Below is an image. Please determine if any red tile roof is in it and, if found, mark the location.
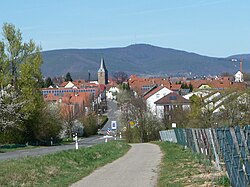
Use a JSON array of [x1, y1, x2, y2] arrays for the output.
[[155, 92, 191, 105], [128, 75, 177, 95]]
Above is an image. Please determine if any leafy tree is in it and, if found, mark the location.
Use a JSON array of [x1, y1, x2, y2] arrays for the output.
[[187, 95, 203, 128], [181, 82, 188, 89], [45, 77, 54, 87], [0, 41, 10, 86], [65, 72, 73, 82], [81, 113, 98, 137], [33, 104, 62, 143], [0, 23, 62, 144], [2, 23, 24, 90], [188, 83, 193, 92]]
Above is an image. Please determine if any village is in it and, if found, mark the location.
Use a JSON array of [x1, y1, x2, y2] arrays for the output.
[[41, 56, 248, 137]]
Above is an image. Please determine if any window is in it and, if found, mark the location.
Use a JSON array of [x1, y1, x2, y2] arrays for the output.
[[170, 95, 177, 100]]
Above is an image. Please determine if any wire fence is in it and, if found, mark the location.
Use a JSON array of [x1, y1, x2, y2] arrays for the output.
[[159, 126, 250, 187]]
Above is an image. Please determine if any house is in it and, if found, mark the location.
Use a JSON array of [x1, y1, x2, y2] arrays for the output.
[[234, 71, 243, 82], [143, 86, 172, 115], [106, 86, 120, 100], [154, 92, 191, 119]]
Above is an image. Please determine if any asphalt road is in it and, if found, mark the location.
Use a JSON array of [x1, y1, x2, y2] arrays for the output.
[[71, 143, 162, 187], [0, 135, 106, 161], [101, 100, 121, 133]]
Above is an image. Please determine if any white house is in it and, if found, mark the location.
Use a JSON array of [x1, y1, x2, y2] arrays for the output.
[[234, 71, 243, 82], [144, 86, 172, 115], [106, 86, 120, 100]]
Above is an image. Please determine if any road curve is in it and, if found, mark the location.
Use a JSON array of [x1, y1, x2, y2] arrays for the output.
[[71, 143, 162, 187]]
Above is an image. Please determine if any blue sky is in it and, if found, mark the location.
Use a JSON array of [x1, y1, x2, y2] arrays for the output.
[[0, 0, 249, 57]]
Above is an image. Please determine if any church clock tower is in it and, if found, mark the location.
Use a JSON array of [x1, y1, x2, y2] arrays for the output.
[[98, 58, 108, 85]]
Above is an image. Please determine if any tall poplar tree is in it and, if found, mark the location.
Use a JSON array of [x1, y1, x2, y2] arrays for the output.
[[0, 23, 45, 142]]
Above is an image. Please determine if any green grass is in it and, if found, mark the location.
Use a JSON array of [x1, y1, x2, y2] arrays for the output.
[[0, 141, 130, 187], [154, 141, 228, 187]]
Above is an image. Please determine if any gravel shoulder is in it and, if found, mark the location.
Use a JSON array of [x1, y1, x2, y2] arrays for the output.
[[71, 143, 162, 187]]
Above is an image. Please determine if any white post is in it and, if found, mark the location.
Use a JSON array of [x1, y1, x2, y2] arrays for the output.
[[75, 133, 78, 150], [119, 132, 122, 139], [114, 134, 117, 140], [105, 137, 108, 143]]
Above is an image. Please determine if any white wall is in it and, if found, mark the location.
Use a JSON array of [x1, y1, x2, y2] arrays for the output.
[[146, 87, 172, 115]]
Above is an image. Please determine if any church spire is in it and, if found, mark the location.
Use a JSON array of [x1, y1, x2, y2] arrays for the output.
[[98, 58, 107, 73], [98, 57, 108, 85]]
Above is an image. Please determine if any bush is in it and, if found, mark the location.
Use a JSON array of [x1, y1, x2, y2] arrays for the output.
[[82, 113, 98, 137], [99, 115, 108, 129]]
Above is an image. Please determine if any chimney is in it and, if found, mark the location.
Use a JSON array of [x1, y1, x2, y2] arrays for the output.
[[240, 60, 243, 73], [88, 70, 91, 82]]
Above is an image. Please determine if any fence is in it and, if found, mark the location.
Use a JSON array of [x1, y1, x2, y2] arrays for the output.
[[159, 126, 250, 187]]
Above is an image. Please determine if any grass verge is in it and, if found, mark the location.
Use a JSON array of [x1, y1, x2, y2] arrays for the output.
[[0, 141, 130, 187], [154, 141, 229, 187]]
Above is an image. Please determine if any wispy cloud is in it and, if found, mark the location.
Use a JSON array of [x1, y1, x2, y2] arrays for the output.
[[122, 0, 229, 16]]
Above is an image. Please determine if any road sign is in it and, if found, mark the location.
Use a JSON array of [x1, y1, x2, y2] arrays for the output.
[[111, 121, 117, 130], [129, 121, 135, 128]]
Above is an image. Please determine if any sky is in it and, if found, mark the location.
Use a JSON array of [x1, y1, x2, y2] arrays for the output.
[[0, 0, 249, 57]]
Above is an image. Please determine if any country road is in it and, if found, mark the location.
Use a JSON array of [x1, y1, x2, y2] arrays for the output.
[[0, 101, 119, 161], [71, 143, 162, 187], [0, 135, 107, 160]]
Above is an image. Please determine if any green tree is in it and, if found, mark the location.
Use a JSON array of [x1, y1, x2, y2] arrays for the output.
[[187, 95, 203, 128], [0, 41, 10, 86], [45, 77, 54, 87], [0, 23, 62, 144], [34, 104, 62, 142], [2, 23, 23, 90], [81, 113, 98, 137], [65, 72, 73, 82], [188, 83, 193, 92]]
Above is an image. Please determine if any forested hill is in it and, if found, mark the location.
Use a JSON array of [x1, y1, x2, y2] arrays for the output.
[[41, 44, 250, 79]]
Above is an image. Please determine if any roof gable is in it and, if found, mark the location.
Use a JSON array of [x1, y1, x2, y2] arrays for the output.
[[144, 86, 172, 100], [155, 92, 191, 105]]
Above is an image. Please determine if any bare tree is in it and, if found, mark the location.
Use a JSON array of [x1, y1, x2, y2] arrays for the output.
[[119, 92, 163, 143], [113, 71, 128, 84], [61, 102, 84, 139]]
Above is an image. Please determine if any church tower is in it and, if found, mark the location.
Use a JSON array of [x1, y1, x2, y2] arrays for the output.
[[98, 58, 108, 85]]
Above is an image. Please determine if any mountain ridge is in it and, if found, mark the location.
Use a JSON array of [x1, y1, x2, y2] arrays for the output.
[[41, 44, 250, 79]]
